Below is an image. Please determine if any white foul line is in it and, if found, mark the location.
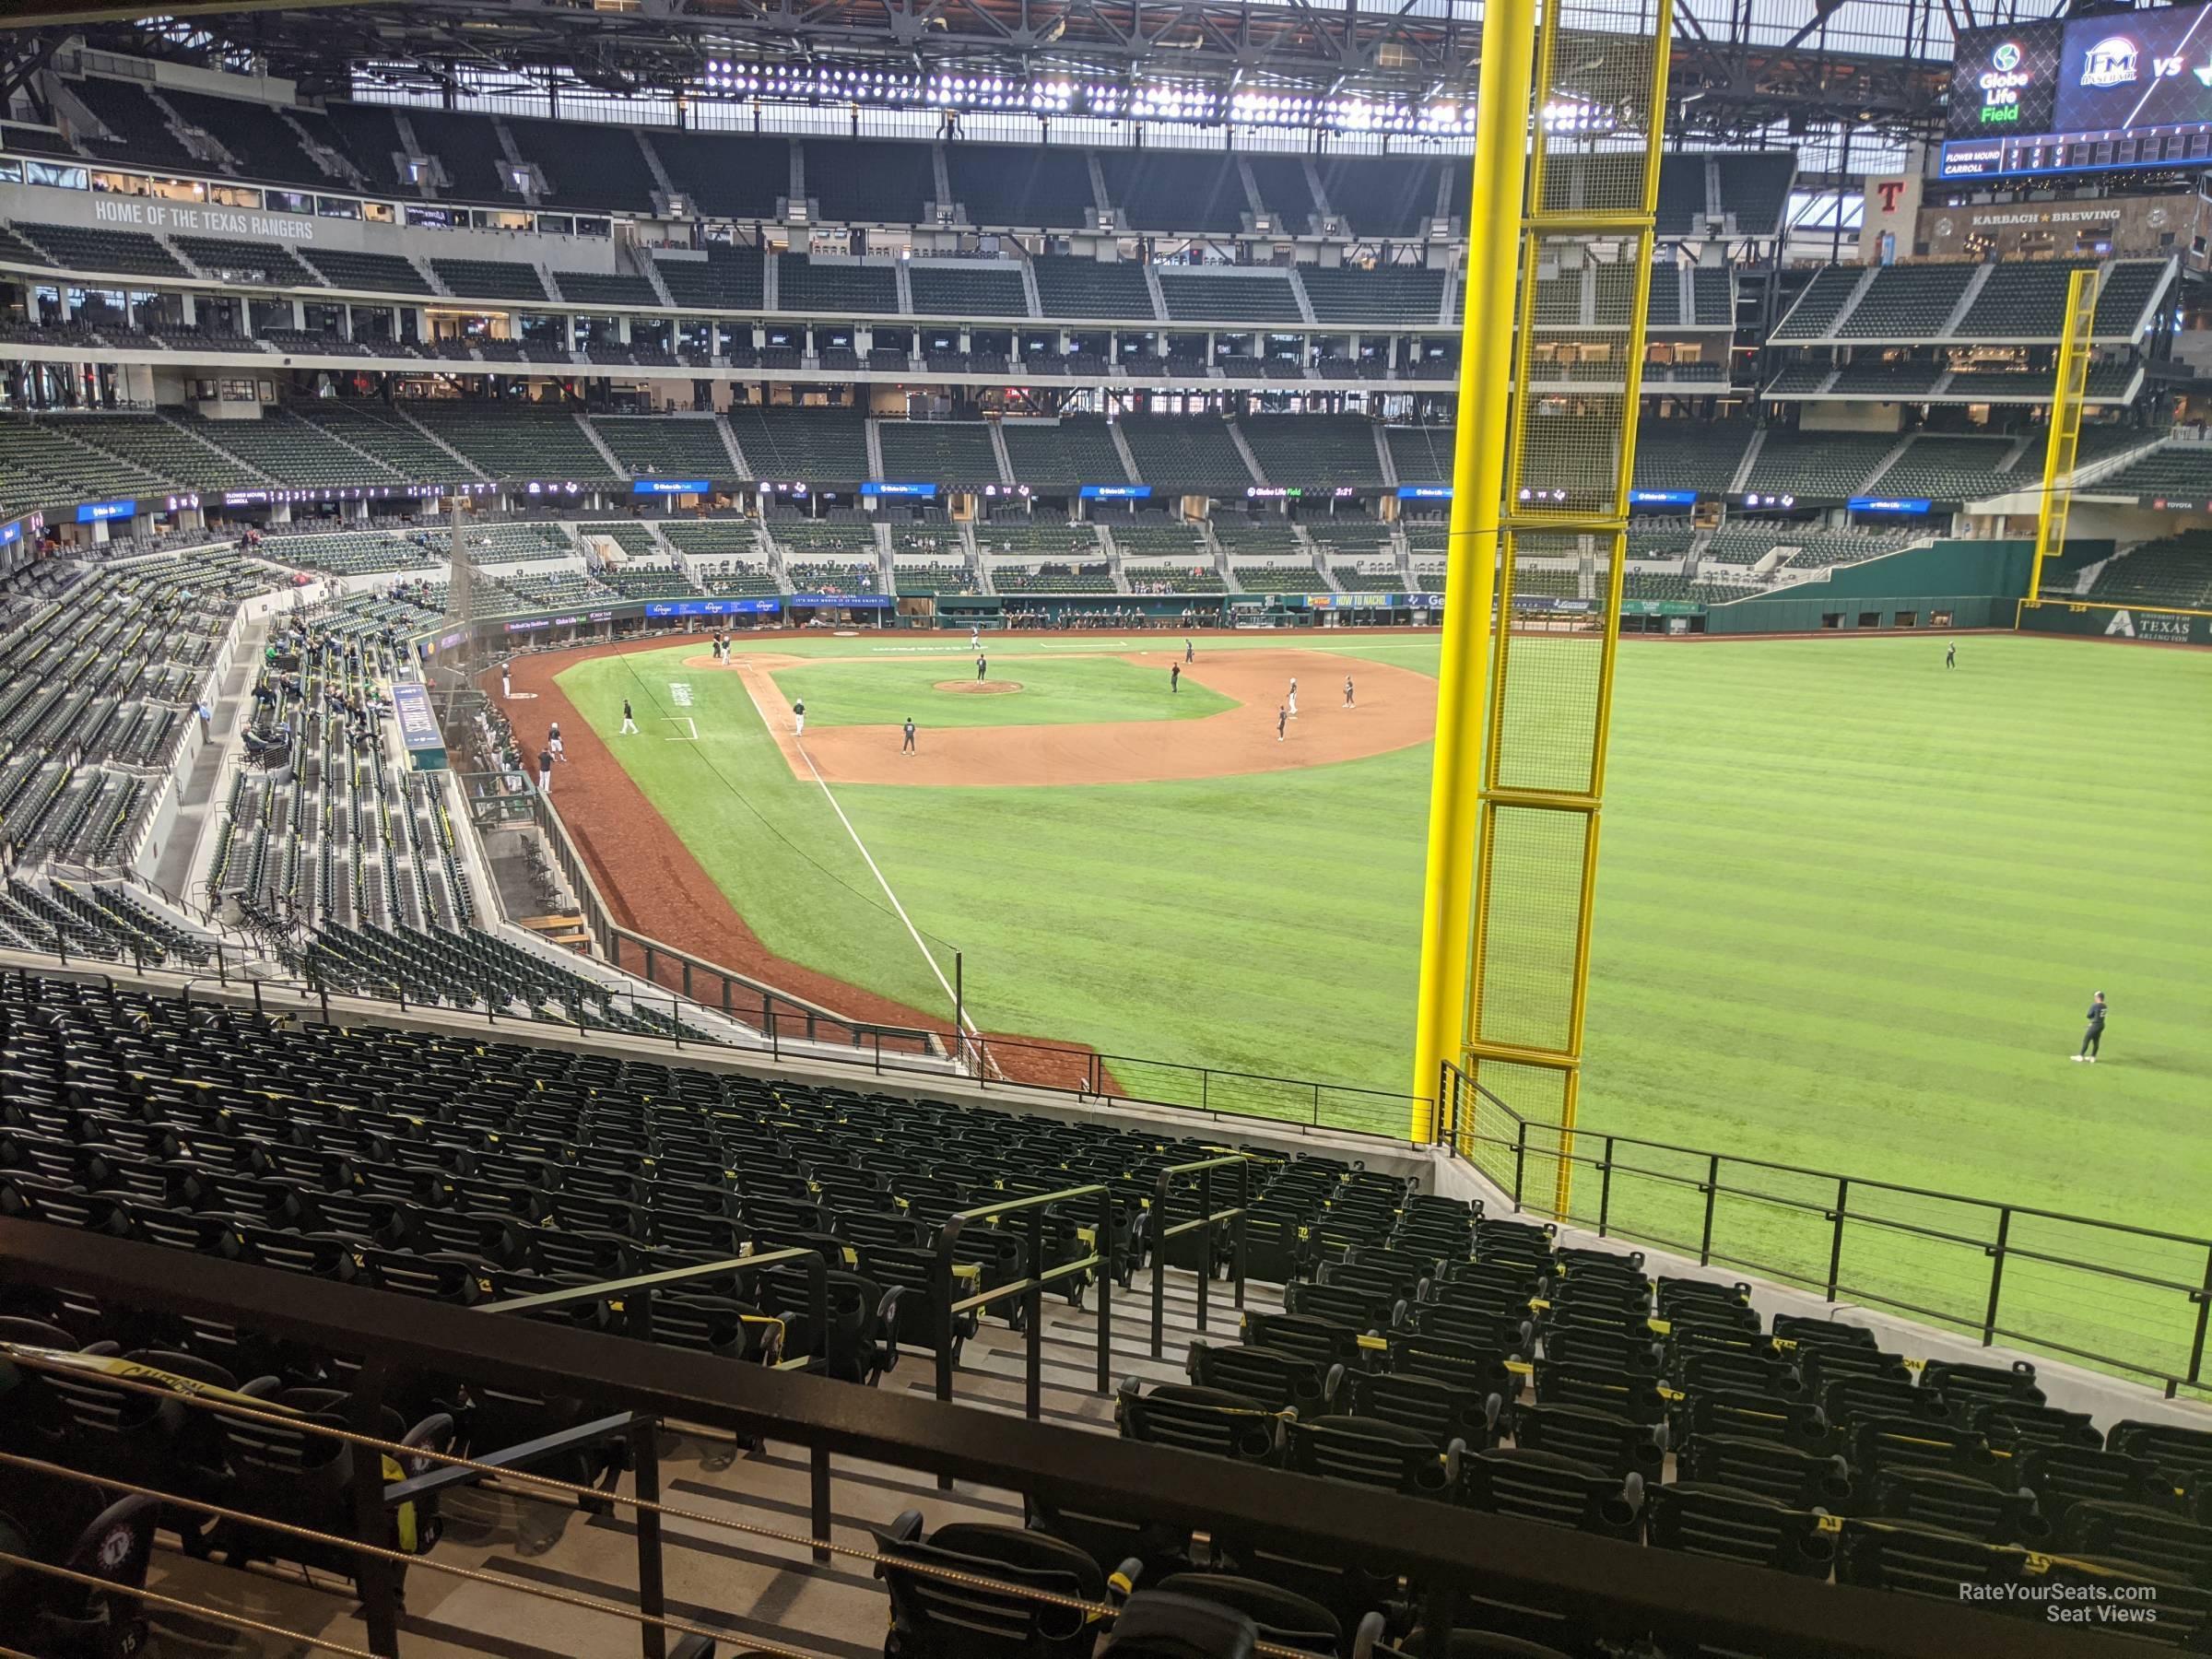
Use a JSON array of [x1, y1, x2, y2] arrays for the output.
[[791, 731, 994, 1076]]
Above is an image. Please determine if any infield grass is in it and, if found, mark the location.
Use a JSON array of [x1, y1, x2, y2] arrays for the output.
[[561, 631, 2212, 1378]]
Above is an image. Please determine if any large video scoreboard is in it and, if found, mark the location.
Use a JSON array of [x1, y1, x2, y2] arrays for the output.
[[1943, 2, 2212, 180]]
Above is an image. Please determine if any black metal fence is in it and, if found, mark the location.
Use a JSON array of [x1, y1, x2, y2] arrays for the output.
[[1437, 1062, 2212, 1402]]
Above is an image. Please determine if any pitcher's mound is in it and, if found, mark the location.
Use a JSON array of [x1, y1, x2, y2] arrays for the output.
[[938, 679, 1023, 694]]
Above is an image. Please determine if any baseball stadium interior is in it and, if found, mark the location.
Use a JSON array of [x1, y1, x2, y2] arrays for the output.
[[0, 0, 2208, 1654]]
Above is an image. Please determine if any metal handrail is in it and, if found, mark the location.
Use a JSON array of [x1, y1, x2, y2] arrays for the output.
[[1149, 1153, 1256, 1360], [931, 1180, 1118, 1428]]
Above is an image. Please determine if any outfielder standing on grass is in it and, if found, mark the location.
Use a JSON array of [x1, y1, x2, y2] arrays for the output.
[[977, 652, 988, 683], [2073, 992, 2108, 1063], [1171, 662, 1181, 694], [619, 698, 638, 735]]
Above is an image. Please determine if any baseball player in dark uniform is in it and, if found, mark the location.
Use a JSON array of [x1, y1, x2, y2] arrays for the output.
[[902, 717, 917, 754], [2073, 992, 2108, 1063]]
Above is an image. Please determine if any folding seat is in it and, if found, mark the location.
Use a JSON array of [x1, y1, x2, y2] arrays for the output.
[[2059, 1500, 2212, 1585], [835, 1208, 933, 1253], [1219, 1206, 1312, 1283], [1797, 1343, 1912, 1394], [1677, 1432, 1853, 1511], [214, 1381, 454, 1593], [1670, 1346, 1802, 1401], [542, 1190, 645, 1238], [1411, 1298, 1531, 1356], [1655, 1277, 1754, 1317], [2016, 1443, 2181, 1526], [1921, 1358, 2042, 1407], [1679, 1385, 1832, 1451], [1510, 1400, 1664, 1482], [757, 1263, 897, 1384], [1285, 1277, 1403, 1335], [1457, 1448, 1643, 1541], [744, 1192, 835, 1234], [1817, 1372, 1955, 1431], [1315, 1260, 1416, 1317], [1536, 1322, 1663, 1376], [1474, 1218, 1554, 1253], [2109, 1421, 2212, 1490], [858, 1244, 977, 1360], [1389, 1222, 1475, 1274], [648, 1211, 748, 1259], [0, 1464, 155, 1659], [1645, 1483, 1837, 1576], [354, 1249, 486, 1305], [815, 1167, 898, 1213], [1329, 1252, 1425, 1301], [1284, 1413, 1457, 1497], [348, 1160, 453, 1206], [1117, 1380, 1282, 1461], [1151, 1572, 1344, 1653], [1971, 1400, 2102, 1454], [399, 1206, 535, 1268], [1836, 1518, 2029, 1604], [6, 1175, 134, 1237], [1185, 1340, 1331, 1415], [530, 1229, 639, 1283], [445, 1176, 542, 1222], [1308, 1218, 1390, 1267], [875, 1510, 1115, 1659], [1845, 1417, 2005, 1484], [638, 1291, 784, 1364], [1773, 1312, 1876, 1349], [227, 1225, 358, 1281], [1240, 1310, 1369, 1374], [1437, 1260, 1545, 1301], [561, 1165, 650, 1206], [1871, 1466, 2045, 1545], [1335, 1367, 1503, 1451], [1531, 1361, 1667, 1428], [1382, 1330, 1519, 1394]]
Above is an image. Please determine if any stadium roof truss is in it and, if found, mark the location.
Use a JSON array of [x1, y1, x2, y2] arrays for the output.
[[0, 0, 2079, 148]]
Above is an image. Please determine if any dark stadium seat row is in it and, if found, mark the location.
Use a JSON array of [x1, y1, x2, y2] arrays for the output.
[[29, 88, 1798, 241]]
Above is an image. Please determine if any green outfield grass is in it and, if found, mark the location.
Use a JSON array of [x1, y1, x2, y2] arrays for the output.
[[561, 632, 2212, 1377], [767, 652, 1234, 728]]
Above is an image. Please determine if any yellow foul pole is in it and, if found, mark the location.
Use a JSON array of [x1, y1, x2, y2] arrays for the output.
[[2028, 268, 2095, 606], [1411, 6, 1539, 1139]]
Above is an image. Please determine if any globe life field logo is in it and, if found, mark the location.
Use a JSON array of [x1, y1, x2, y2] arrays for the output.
[[1977, 39, 2034, 122]]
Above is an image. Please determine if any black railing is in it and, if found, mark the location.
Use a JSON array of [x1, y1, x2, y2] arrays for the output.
[[1148, 1153, 1254, 1359], [0, 1219, 2137, 1659], [930, 1182, 1120, 1427], [1438, 1061, 2212, 1401]]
